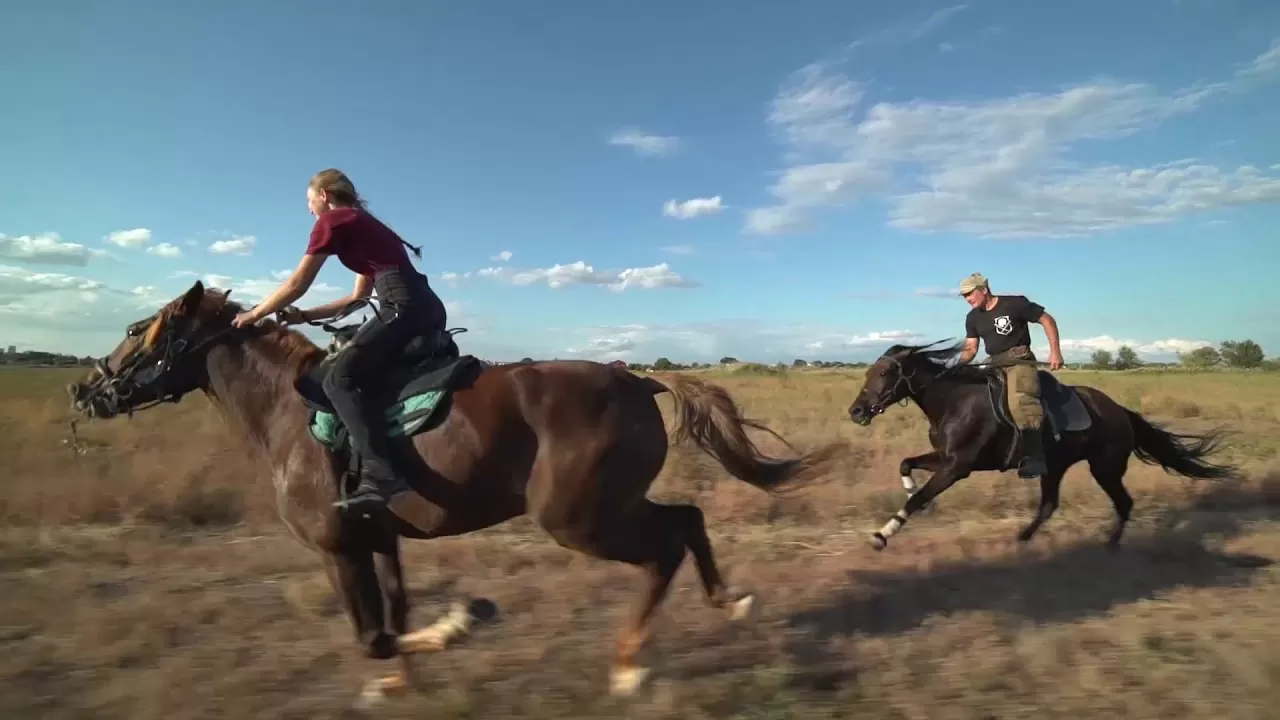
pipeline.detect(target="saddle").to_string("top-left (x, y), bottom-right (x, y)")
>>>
top-left (984, 367), bottom-right (1092, 448)
top-left (295, 322), bottom-right (483, 499)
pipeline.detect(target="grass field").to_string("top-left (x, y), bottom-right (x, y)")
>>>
top-left (2, 364), bottom-right (1279, 719)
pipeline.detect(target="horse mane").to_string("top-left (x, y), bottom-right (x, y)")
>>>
top-left (145, 288), bottom-right (329, 376)
top-left (215, 297), bottom-right (328, 374)
top-left (884, 339), bottom-right (992, 384)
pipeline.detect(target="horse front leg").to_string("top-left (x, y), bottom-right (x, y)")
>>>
top-left (869, 461), bottom-right (970, 551)
top-left (898, 450), bottom-right (942, 501)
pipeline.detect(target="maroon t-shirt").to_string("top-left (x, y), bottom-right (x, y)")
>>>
top-left (304, 207), bottom-right (414, 276)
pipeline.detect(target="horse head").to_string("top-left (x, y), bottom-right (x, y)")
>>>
top-left (67, 280), bottom-right (240, 419)
top-left (847, 339), bottom-right (959, 426)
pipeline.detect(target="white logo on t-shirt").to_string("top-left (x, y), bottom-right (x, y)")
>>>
top-left (993, 315), bottom-right (1013, 335)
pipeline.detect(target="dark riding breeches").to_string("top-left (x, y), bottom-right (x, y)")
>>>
top-left (321, 270), bottom-right (447, 481)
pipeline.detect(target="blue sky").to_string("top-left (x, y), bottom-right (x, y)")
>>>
top-left (2, 0), bottom-right (1278, 363)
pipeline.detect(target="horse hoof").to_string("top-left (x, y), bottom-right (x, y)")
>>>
top-left (609, 665), bottom-right (651, 696)
top-left (728, 593), bottom-right (757, 623)
top-left (353, 673), bottom-right (406, 712)
top-left (869, 532), bottom-right (887, 551)
top-left (353, 684), bottom-right (385, 713)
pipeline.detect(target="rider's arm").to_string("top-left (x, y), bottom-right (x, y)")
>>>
top-left (300, 274), bottom-right (374, 321)
top-left (249, 253), bottom-right (326, 320)
top-left (1034, 307), bottom-right (1063, 360)
top-left (956, 313), bottom-right (979, 364)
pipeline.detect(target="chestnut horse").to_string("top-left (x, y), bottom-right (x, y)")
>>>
top-left (67, 281), bottom-right (845, 708)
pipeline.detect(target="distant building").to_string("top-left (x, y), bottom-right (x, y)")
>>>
top-left (5, 346), bottom-right (14, 355)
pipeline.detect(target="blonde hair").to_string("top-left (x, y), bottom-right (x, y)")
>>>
top-left (310, 168), bottom-right (369, 209)
top-left (308, 168), bottom-right (422, 258)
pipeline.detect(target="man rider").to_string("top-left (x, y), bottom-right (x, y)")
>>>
top-left (955, 272), bottom-right (1065, 478)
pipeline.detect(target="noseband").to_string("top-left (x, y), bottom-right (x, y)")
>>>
top-left (866, 356), bottom-right (920, 417)
top-left (81, 321), bottom-right (240, 418)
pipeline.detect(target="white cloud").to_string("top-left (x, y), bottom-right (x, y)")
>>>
top-left (131, 285), bottom-right (166, 308)
top-left (202, 274), bottom-right (234, 289)
top-left (844, 330), bottom-right (925, 346)
top-left (748, 40), bottom-right (1280, 238)
top-left (0, 265), bottom-right (103, 304)
top-left (189, 272), bottom-right (344, 304)
top-left (844, 4), bottom-right (971, 56)
top-left (208, 235), bottom-right (256, 255)
top-left (490, 250), bottom-right (512, 263)
top-left (564, 327), bottom-right (645, 359)
top-left (0, 232), bottom-right (98, 266)
top-left (474, 260), bottom-right (699, 292)
top-left (662, 196), bottom-right (725, 219)
top-left (230, 277), bottom-right (345, 304)
top-left (146, 243), bottom-right (183, 259)
top-left (910, 4), bottom-right (969, 41)
top-left (562, 321), bottom-right (925, 363)
top-left (607, 128), bottom-right (680, 157)
top-left (1034, 335), bottom-right (1214, 361)
top-left (558, 320), bottom-right (1240, 365)
top-left (105, 228), bottom-right (152, 249)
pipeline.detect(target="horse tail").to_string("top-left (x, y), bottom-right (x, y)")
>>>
top-left (644, 373), bottom-right (845, 494)
top-left (1123, 408), bottom-right (1237, 480)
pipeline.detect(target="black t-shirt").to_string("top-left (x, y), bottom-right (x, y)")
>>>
top-left (965, 295), bottom-right (1045, 357)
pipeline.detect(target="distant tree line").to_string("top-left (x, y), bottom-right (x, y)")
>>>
top-left (0, 349), bottom-right (95, 367)
top-left (1087, 339), bottom-right (1275, 371)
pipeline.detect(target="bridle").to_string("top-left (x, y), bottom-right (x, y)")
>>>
top-left (864, 355), bottom-right (922, 418)
top-left (84, 316), bottom-right (246, 419)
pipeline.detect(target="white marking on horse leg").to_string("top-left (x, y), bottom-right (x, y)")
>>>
top-left (397, 601), bottom-right (473, 653)
top-left (870, 510), bottom-right (909, 551)
top-left (880, 511), bottom-right (908, 539)
top-left (901, 474), bottom-right (918, 497)
top-left (353, 672), bottom-right (406, 711)
top-left (728, 593), bottom-right (757, 622)
top-left (609, 665), bottom-right (652, 696)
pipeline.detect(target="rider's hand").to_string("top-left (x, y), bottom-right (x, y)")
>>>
top-left (277, 307), bottom-right (307, 325)
top-left (231, 309), bottom-right (261, 328)
top-left (1048, 350), bottom-right (1065, 371)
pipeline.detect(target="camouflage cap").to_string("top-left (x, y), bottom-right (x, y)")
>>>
top-left (958, 272), bottom-right (988, 294)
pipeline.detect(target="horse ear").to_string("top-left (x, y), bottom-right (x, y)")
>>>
top-left (180, 280), bottom-right (205, 316)
top-left (213, 287), bottom-right (232, 310)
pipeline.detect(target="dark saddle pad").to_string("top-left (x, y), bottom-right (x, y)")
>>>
top-left (985, 368), bottom-right (1093, 437)
top-left (294, 337), bottom-right (481, 415)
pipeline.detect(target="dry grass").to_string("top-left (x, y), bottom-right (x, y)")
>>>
top-left (2, 365), bottom-right (1279, 719)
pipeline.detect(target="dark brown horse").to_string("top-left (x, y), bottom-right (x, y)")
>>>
top-left (67, 281), bottom-right (845, 708)
top-left (847, 341), bottom-right (1237, 552)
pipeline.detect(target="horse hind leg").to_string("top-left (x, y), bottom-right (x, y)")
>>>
top-left (537, 498), bottom-right (689, 698)
top-left (1087, 452), bottom-right (1134, 551)
top-left (670, 502), bottom-right (757, 622)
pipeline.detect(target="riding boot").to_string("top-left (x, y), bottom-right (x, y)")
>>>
top-left (1017, 429), bottom-right (1047, 479)
top-left (334, 466), bottom-right (414, 510)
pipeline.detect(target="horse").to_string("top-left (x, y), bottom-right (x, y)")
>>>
top-left (65, 280), bottom-right (846, 709)
top-left (846, 340), bottom-right (1237, 552)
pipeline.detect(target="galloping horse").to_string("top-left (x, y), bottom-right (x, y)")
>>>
top-left (847, 341), bottom-right (1236, 551)
top-left (67, 281), bottom-right (846, 707)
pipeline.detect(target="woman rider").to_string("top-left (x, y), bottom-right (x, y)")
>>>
top-left (231, 168), bottom-right (447, 517)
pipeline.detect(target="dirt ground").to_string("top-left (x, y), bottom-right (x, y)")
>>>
top-left (2, 366), bottom-right (1278, 719)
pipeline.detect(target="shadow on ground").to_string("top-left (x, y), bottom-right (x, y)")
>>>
top-left (772, 479), bottom-right (1280, 693)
